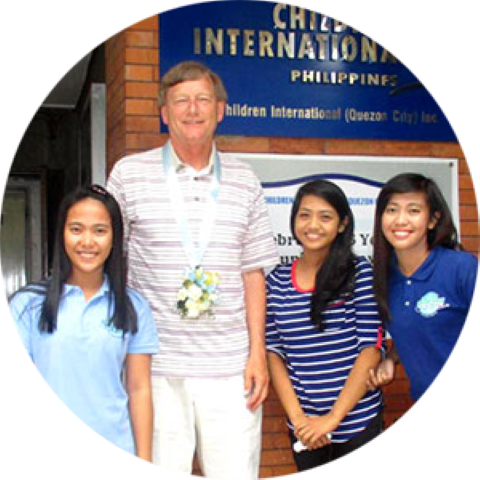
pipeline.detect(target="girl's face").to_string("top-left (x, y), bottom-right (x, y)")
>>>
top-left (294, 194), bottom-right (346, 255)
top-left (63, 198), bottom-right (113, 284)
top-left (381, 191), bottom-right (437, 256)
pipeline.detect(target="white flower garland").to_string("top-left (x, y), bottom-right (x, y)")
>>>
top-left (176, 266), bottom-right (220, 319)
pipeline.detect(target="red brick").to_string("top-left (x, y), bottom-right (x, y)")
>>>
top-left (125, 13), bottom-right (158, 31)
top-left (125, 65), bottom-right (154, 82)
top-left (126, 47), bottom-right (159, 65)
top-left (125, 31), bottom-right (156, 48)
top-left (126, 82), bottom-right (159, 99)
top-left (125, 99), bottom-right (157, 116)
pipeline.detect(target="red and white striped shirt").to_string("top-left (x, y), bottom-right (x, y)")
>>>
top-left (107, 144), bottom-right (279, 377)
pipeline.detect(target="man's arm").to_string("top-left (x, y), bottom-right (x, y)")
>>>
top-left (242, 268), bottom-right (269, 411)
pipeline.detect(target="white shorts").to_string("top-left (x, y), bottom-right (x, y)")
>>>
top-left (151, 375), bottom-right (262, 479)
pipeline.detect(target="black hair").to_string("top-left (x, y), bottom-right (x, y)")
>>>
top-left (12, 185), bottom-right (137, 334)
top-left (372, 172), bottom-right (461, 322)
top-left (291, 179), bottom-right (356, 331)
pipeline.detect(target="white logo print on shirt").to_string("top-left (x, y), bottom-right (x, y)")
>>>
top-left (415, 291), bottom-right (450, 318)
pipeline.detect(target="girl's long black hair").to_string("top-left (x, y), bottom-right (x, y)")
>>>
top-left (372, 172), bottom-right (461, 322)
top-left (291, 179), bottom-right (356, 331)
top-left (13, 185), bottom-right (137, 334)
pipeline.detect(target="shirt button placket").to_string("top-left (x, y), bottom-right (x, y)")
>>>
top-left (404, 279), bottom-right (413, 308)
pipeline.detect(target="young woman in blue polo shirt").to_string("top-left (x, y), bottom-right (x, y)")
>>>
top-left (368, 173), bottom-right (477, 401)
top-left (9, 185), bottom-right (158, 460)
top-left (266, 179), bottom-right (384, 470)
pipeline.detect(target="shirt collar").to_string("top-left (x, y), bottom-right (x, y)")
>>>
top-left (170, 142), bottom-right (216, 177)
top-left (63, 276), bottom-right (111, 298)
top-left (390, 246), bottom-right (440, 283)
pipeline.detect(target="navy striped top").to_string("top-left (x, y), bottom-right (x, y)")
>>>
top-left (266, 256), bottom-right (384, 443)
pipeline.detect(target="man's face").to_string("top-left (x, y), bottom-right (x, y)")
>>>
top-left (161, 75), bottom-right (225, 149)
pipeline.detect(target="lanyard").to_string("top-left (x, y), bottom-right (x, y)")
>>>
top-left (163, 141), bottom-right (221, 269)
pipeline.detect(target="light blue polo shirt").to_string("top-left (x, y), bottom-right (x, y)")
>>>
top-left (387, 246), bottom-right (477, 400)
top-left (9, 278), bottom-right (159, 454)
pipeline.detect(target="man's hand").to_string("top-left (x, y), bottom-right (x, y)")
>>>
top-left (244, 351), bottom-right (269, 411)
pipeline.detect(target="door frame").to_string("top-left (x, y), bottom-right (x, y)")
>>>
top-left (2, 173), bottom-right (47, 292)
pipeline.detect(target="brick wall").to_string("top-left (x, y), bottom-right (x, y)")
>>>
top-left (105, 15), bottom-right (479, 477)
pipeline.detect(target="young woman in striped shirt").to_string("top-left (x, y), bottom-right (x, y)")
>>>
top-left (266, 179), bottom-right (384, 470)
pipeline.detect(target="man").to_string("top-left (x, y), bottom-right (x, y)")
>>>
top-left (107, 61), bottom-right (278, 479)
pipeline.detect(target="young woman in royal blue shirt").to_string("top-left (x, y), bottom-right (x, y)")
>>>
top-left (9, 185), bottom-right (158, 459)
top-left (368, 173), bottom-right (477, 401)
top-left (266, 179), bottom-right (384, 470)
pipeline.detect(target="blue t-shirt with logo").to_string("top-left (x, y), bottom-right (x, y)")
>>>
top-left (9, 278), bottom-right (159, 454)
top-left (387, 246), bottom-right (477, 400)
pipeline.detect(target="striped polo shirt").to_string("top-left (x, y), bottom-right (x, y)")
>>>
top-left (107, 143), bottom-right (279, 377)
top-left (266, 257), bottom-right (384, 442)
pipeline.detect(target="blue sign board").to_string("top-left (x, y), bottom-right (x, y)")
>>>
top-left (159, 1), bottom-right (456, 142)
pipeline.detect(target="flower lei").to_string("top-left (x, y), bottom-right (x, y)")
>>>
top-left (177, 266), bottom-right (220, 319)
